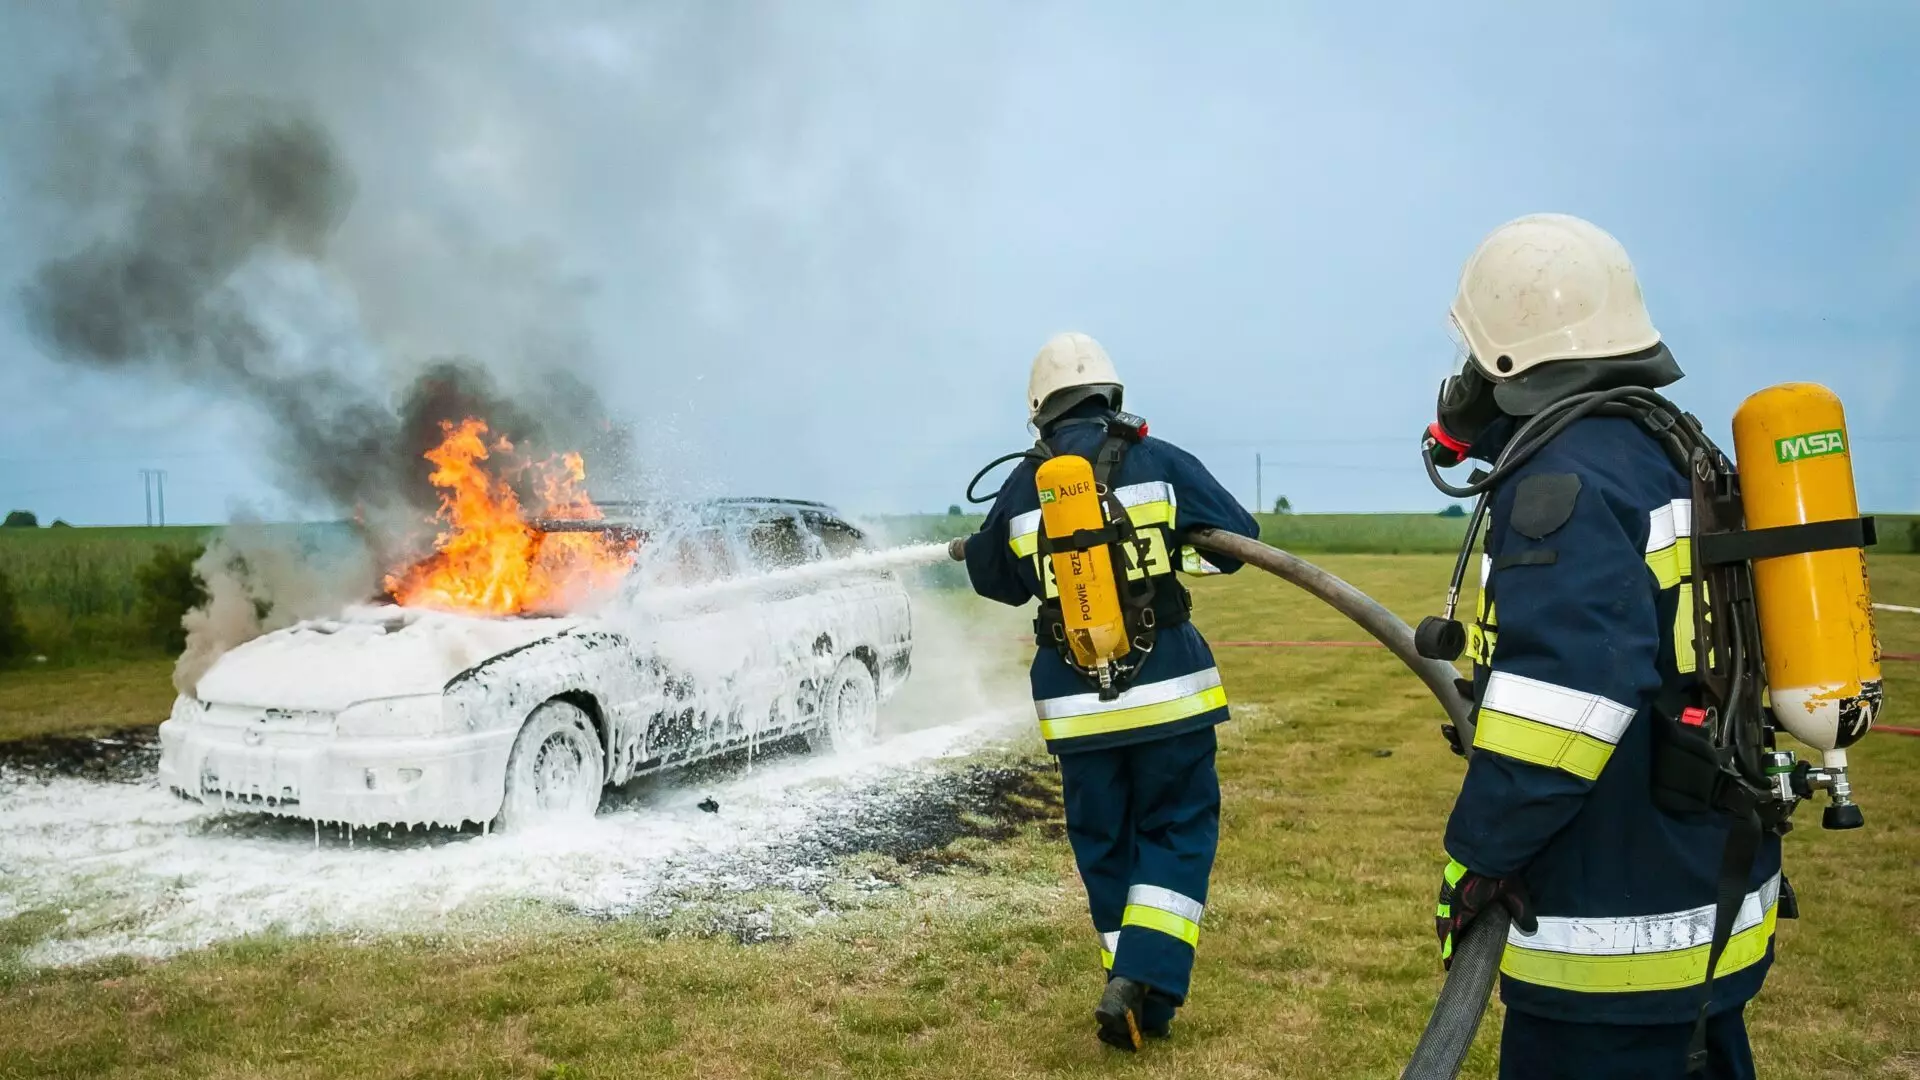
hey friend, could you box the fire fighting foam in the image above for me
[0,711,1023,968]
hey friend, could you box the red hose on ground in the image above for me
[1213,640,1384,649]
[1196,643,1920,736]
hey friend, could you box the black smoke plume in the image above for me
[21,94,627,535]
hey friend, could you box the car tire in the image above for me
[807,657,879,754]
[498,700,605,831]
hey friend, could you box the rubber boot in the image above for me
[1095,976,1149,1051]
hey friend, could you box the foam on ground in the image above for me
[0,708,1026,968]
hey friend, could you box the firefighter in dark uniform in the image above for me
[951,332,1259,1051]
[1425,215,1783,1080]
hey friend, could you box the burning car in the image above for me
[157,420,913,829]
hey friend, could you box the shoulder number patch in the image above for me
[1510,473,1583,540]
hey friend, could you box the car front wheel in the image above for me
[498,700,605,831]
[807,657,879,754]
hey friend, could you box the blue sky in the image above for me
[1,2,1914,525]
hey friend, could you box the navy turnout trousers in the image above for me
[1500,1006,1756,1080]
[1059,725,1221,1016]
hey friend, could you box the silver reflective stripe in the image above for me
[1645,499,1694,552]
[1112,481,1175,510]
[1482,671,1635,745]
[1510,874,1781,955]
[1101,931,1120,953]
[1034,668,1224,721]
[1010,509,1042,541]
[1127,884,1205,924]
[1480,553,1492,586]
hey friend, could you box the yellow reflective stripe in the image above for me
[1645,499,1694,590]
[1009,484,1172,560]
[1125,500,1173,529]
[1472,709,1615,780]
[1502,905,1776,993]
[1039,684,1227,742]
[1122,904,1200,947]
[1467,595,1498,666]
[1036,668,1228,742]
[1029,528,1176,598]
[1645,537,1692,590]
[1100,949,1114,970]
[1179,545,1222,576]
[1675,582,1698,675]
[1128,528,1173,577]
[1467,623,1498,666]
[1099,930,1119,970]
[1482,672,1634,743]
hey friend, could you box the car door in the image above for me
[627,524,776,767]
[733,511,840,726]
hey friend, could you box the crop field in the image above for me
[7,514,1917,663]
[0,540,1915,1079]
[0,514,1483,668]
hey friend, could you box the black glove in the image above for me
[1435,858,1536,969]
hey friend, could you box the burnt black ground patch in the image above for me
[581,755,1063,938]
[0,727,159,784]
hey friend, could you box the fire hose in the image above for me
[1181,528,1502,1080]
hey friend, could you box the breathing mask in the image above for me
[1424,322,1504,468]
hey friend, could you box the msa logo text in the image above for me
[1775,429,1847,464]
[1038,489,1057,504]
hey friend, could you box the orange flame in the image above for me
[383,418,635,616]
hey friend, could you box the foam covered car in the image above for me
[157,500,913,829]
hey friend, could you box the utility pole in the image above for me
[139,469,168,526]
[1255,453,1262,515]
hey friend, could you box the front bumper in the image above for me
[157,716,517,828]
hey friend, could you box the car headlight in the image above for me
[335,695,449,737]
[168,695,209,725]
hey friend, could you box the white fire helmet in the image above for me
[1450,214,1661,380]
[1028,332,1123,428]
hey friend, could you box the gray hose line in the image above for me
[1181,528,1500,1080]
[1183,528,1474,740]
[1400,908,1509,1079]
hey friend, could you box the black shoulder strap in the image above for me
[1091,434,1129,489]
[1686,794,1764,1074]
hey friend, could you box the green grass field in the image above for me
[0,554,1915,1078]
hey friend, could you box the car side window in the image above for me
[813,519,866,560]
[745,518,811,570]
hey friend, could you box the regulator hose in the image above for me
[1181,528,1501,1080]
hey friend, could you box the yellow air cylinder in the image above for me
[1730,383,1882,763]
[1036,455,1130,679]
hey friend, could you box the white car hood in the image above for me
[192,604,583,712]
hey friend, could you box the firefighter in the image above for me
[1425,215,1783,1080]
[952,332,1259,1051]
